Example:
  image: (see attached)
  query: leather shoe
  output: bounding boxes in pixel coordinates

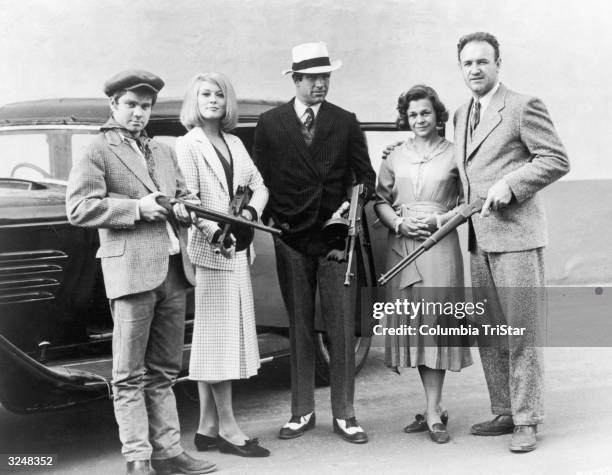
[509,425,537,452]
[333,417,368,444]
[126,460,150,475]
[194,433,217,451]
[217,436,270,457]
[404,410,449,433]
[427,422,450,444]
[279,412,316,439]
[151,451,216,474]
[470,415,515,436]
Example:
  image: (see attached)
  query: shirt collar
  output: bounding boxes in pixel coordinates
[473,82,500,114]
[294,97,322,119]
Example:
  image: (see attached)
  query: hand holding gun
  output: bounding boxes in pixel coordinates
[213,185,253,254]
[378,198,484,287]
[155,195,281,251]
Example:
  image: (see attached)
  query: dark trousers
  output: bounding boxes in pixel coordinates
[274,237,356,419]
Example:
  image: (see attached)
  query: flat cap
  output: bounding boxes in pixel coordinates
[103,69,165,97]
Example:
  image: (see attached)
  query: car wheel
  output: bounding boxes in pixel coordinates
[314,333,371,386]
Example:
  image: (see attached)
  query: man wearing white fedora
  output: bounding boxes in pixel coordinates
[253,41,375,444]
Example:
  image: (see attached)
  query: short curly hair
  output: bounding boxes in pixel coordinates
[396,84,448,131]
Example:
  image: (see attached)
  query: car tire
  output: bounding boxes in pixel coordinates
[314,333,371,387]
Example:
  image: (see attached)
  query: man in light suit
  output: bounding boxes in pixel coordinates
[454,32,570,452]
[66,70,215,475]
[253,42,375,444]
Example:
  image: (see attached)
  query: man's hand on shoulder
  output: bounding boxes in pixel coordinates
[481,179,514,217]
[381,141,403,160]
[138,191,169,222]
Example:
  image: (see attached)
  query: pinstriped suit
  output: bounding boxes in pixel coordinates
[454,84,569,425]
[253,99,375,419]
[66,125,194,461]
[176,127,268,380]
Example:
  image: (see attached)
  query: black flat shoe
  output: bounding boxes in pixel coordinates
[194,433,218,451]
[427,422,450,444]
[404,411,449,433]
[217,436,270,457]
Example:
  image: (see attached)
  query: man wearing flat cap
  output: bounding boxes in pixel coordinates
[66,70,215,475]
[253,42,376,444]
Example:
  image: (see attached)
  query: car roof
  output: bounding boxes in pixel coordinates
[0,97,284,126]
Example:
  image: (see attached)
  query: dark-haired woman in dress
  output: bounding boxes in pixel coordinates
[176,72,270,457]
[375,85,472,443]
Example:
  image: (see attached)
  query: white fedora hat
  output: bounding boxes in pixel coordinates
[282,41,342,75]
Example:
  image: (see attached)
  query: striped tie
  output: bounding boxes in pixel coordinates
[469,100,481,140]
[303,107,314,131]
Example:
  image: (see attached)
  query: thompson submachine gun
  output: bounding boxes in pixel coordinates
[377,198,485,287]
[156,195,281,252]
[214,185,253,253]
[322,184,375,287]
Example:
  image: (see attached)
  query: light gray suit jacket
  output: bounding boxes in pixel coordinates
[454,84,570,252]
[66,129,196,299]
[175,127,269,270]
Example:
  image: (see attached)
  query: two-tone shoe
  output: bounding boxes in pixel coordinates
[333,417,368,444]
[278,412,316,439]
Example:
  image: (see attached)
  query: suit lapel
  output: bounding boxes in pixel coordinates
[192,127,229,195]
[466,85,506,160]
[309,101,333,157]
[279,100,319,176]
[106,132,157,193]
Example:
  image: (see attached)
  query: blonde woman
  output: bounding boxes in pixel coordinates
[176,72,269,457]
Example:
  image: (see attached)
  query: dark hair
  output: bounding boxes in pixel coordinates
[396,84,448,131]
[457,32,500,62]
[111,87,158,106]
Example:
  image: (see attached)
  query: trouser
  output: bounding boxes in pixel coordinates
[274,237,356,419]
[470,246,545,425]
[110,255,188,461]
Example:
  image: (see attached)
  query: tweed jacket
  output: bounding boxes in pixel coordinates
[454,84,570,252]
[66,129,196,299]
[175,127,269,271]
[252,99,375,253]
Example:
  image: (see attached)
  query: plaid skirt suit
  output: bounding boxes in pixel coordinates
[176,127,269,381]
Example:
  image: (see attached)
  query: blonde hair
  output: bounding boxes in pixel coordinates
[179,72,238,132]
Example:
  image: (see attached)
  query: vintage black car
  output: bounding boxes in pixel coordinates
[0,98,402,414]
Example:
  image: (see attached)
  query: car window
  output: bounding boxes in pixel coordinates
[363,130,411,175]
[0,133,51,180]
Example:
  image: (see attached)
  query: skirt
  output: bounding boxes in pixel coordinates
[189,253,261,380]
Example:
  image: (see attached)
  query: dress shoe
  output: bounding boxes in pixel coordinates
[404,410,449,433]
[427,422,450,444]
[126,460,150,475]
[470,415,515,436]
[217,436,270,457]
[333,417,368,444]
[509,425,537,452]
[194,433,217,451]
[151,451,216,475]
[279,412,316,439]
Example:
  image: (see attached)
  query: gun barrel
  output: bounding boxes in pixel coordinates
[377,199,484,286]
[156,196,282,236]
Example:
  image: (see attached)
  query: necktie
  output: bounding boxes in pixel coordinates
[135,136,161,191]
[303,107,314,131]
[469,100,481,139]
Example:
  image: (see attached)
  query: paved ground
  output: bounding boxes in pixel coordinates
[2,347,612,475]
